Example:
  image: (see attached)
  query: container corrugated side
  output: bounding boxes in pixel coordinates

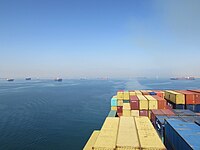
[176,90,200,104]
[165,119,200,150]
[153,95,167,109]
[94,117,119,150]
[137,129,166,150]
[164,90,170,100]
[116,117,140,149]
[165,90,185,104]
[145,95,158,110]
[83,131,100,150]
[137,95,148,110]
[135,117,155,130]
[135,117,166,150]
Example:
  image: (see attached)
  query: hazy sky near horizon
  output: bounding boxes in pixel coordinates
[1,0,200,78]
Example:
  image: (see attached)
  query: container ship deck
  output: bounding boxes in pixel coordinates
[83,89,200,150]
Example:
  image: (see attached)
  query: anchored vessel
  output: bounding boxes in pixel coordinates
[7,78,14,81]
[25,77,31,80]
[170,77,195,80]
[54,78,62,82]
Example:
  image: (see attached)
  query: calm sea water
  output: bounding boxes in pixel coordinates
[0,78,200,150]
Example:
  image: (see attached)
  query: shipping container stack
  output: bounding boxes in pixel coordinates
[165,119,200,150]
[84,116,166,150]
[164,90,185,109]
[176,90,200,112]
[84,89,200,150]
[115,90,167,118]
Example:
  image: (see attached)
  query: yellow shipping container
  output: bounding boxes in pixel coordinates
[135,117,154,130]
[135,90,142,95]
[117,100,123,106]
[129,91,136,96]
[123,103,131,110]
[135,117,166,149]
[131,110,139,117]
[164,90,170,100]
[137,95,148,110]
[111,106,117,111]
[137,130,166,150]
[116,117,140,150]
[123,91,130,100]
[145,95,158,110]
[117,91,124,100]
[83,131,100,150]
[123,110,131,117]
[165,90,185,104]
[94,118,119,150]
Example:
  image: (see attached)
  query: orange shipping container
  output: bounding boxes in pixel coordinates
[176,90,200,104]
[152,95,167,109]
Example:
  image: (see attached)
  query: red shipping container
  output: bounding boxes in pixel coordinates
[153,95,167,109]
[151,110,165,126]
[117,106,123,113]
[161,109,175,116]
[130,96,139,110]
[117,113,122,117]
[130,95,138,101]
[130,100,139,110]
[176,90,200,104]
[139,110,148,117]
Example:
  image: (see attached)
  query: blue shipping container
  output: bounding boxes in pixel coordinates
[165,119,200,150]
[173,109,197,116]
[149,92,157,95]
[168,101,185,109]
[186,104,200,113]
[180,116,200,125]
[155,116,184,143]
[111,98,117,106]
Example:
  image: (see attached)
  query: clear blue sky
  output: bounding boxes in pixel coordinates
[0,0,200,78]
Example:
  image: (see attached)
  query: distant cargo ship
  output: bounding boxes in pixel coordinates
[25,77,31,80]
[7,78,14,81]
[170,77,195,80]
[54,78,62,82]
